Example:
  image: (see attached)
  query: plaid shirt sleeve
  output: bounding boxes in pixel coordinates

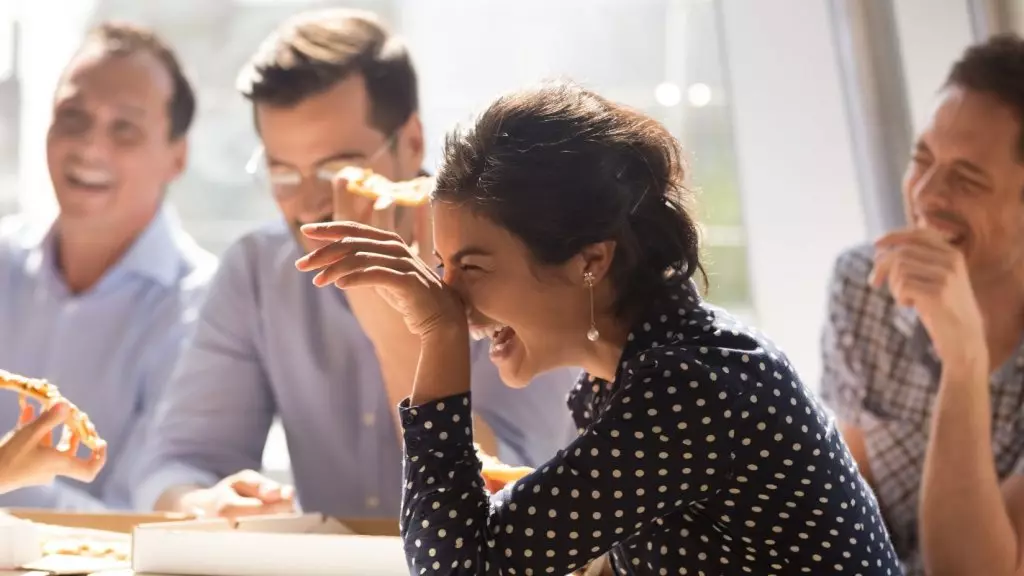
[818,245,930,571]
[819,247,874,424]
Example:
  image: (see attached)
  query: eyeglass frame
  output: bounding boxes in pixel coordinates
[244,134,398,199]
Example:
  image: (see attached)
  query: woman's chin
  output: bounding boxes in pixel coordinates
[494,355,532,388]
[489,330,566,387]
[492,340,536,388]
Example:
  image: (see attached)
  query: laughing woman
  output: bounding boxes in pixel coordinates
[296,82,901,575]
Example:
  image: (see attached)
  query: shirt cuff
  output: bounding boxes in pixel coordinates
[398,392,475,459]
[132,461,220,512]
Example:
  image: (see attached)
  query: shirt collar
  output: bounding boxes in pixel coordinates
[30,205,184,290]
[603,269,704,381]
[572,269,704,412]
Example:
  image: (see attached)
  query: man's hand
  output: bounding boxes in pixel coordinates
[0,400,106,494]
[878,227,1017,575]
[870,227,987,369]
[177,470,295,520]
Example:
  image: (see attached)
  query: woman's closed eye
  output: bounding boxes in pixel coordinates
[436,263,485,277]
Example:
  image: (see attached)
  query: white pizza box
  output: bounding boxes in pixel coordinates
[0,513,42,569]
[0,509,185,576]
[131,513,408,576]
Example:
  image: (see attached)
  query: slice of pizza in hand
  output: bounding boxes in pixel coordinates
[336,166,434,210]
[475,444,533,493]
[0,368,105,450]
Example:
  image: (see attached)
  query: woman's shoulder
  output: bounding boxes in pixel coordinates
[622,300,798,384]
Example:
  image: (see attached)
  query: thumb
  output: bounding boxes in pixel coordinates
[218,491,271,521]
[18,402,69,448]
[869,249,894,290]
[230,471,282,502]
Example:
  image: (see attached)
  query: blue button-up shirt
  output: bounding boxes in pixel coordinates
[133,220,579,518]
[0,206,217,510]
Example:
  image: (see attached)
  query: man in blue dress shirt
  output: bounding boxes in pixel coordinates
[0,23,216,510]
[132,8,577,519]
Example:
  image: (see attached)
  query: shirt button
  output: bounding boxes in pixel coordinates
[366,496,380,509]
[363,413,376,427]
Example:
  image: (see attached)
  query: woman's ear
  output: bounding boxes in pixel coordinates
[576,240,616,285]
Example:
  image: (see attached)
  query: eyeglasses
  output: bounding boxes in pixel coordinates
[245,135,396,199]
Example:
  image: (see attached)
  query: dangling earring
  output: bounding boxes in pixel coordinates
[584,271,600,342]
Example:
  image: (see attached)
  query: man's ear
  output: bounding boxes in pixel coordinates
[167,137,188,181]
[398,112,425,175]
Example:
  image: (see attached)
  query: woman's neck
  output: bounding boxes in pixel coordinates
[579,313,633,382]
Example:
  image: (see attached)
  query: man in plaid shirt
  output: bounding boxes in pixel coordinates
[822,35,1024,576]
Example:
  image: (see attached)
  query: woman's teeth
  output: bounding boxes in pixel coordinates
[470,324,507,342]
[490,326,515,355]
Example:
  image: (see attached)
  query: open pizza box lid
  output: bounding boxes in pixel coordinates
[131,513,407,576]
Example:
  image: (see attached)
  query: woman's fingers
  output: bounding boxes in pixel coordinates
[329,266,420,291]
[299,220,402,243]
[312,253,414,288]
[7,401,69,454]
[32,402,70,448]
[296,236,408,272]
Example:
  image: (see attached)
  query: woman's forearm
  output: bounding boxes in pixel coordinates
[410,325,472,406]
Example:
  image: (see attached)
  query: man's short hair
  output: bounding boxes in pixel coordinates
[236,8,418,135]
[80,22,196,141]
[945,33,1024,158]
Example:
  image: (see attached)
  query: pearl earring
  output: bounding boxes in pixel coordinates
[584,271,599,342]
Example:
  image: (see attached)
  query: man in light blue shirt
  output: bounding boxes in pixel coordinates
[133,9,578,519]
[0,23,215,510]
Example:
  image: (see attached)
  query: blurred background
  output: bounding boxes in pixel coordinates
[0,0,1020,476]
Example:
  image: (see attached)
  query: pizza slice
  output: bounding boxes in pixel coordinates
[336,166,433,210]
[475,444,533,493]
[0,368,105,450]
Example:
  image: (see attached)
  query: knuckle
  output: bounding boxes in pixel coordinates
[381,228,404,243]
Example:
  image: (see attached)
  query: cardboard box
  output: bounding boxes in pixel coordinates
[131,513,407,576]
[0,509,186,576]
[0,513,42,570]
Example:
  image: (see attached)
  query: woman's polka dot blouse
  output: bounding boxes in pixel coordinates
[398,275,903,575]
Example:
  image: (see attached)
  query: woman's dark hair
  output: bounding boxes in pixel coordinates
[434,81,706,318]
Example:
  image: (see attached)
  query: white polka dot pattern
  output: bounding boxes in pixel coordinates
[398,277,902,575]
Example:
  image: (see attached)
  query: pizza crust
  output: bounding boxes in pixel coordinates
[0,368,105,450]
[337,166,433,209]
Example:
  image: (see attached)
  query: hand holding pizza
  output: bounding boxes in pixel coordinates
[0,400,106,494]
